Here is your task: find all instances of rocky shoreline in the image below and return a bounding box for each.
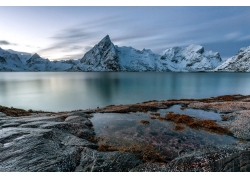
[1,94,250,172]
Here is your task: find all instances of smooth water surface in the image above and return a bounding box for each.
[90,107,237,159]
[158,105,222,120]
[1,72,250,111]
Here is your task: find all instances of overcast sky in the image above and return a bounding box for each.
[0,6,249,60]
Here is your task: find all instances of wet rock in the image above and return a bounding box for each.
[0,112,97,171]
[165,147,250,172]
[0,135,82,171]
[149,131,158,136]
[130,163,168,172]
[1,123,21,128]
[0,112,6,117]
[220,111,250,140]
[65,116,93,127]
[75,148,143,172]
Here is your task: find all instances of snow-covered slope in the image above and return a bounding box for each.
[25,53,51,71]
[0,47,26,71]
[116,46,168,72]
[6,49,32,64]
[160,45,223,72]
[214,46,250,72]
[78,35,120,71]
[25,53,78,71]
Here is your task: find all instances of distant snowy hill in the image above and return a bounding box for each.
[6,49,32,64]
[1,35,248,72]
[0,48,79,72]
[214,46,250,72]
[0,47,26,71]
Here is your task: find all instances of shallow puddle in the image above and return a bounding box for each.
[158,105,222,120]
[90,106,237,160]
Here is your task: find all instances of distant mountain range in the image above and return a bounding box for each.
[0,35,249,72]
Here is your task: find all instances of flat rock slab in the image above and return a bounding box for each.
[165,147,250,172]
[0,112,6,117]
[75,148,143,172]
[0,113,98,172]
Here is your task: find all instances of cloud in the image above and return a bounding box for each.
[39,15,126,57]
[39,7,250,60]
[237,35,250,41]
[224,32,241,40]
[0,40,16,46]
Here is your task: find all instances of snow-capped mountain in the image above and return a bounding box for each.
[74,35,223,72]
[77,35,120,71]
[0,47,26,71]
[25,53,78,71]
[116,46,164,72]
[25,53,51,71]
[6,49,32,64]
[161,45,222,72]
[214,46,250,72]
[0,48,79,71]
[1,35,248,72]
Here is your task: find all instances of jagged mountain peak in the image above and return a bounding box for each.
[97,35,112,48]
[79,35,119,71]
[100,35,111,42]
[186,44,204,54]
[215,46,250,72]
[26,53,42,63]
[31,53,41,59]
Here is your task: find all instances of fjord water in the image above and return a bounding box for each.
[1,72,250,111]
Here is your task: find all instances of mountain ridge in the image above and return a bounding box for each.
[0,35,249,72]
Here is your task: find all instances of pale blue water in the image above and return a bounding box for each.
[0,72,250,111]
[90,108,237,158]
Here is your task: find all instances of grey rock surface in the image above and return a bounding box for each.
[215,46,250,72]
[0,112,98,171]
[129,163,168,172]
[165,147,250,172]
[1,109,250,172]
[75,147,142,172]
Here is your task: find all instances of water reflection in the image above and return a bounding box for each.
[0,72,250,111]
[90,110,237,159]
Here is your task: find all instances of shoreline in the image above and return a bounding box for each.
[1,94,250,172]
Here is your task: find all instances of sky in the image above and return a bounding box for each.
[0,5,250,60]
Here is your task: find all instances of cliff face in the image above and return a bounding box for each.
[78,35,120,71]
[161,45,223,72]
[215,46,250,72]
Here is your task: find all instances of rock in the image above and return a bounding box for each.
[130,163,168,172]
[1,122,21,128]
[0,112,97,171]
[215,46,250,72]
[65,115,93,127]
[75,148,143,172]
[0,112,7,117]
[165,147,250,172]
[161,44,222,72]
[78,35,120,71]
[220,110,250,140]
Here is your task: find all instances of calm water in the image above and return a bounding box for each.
[1,72,250,111]
[90,106,237,159]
